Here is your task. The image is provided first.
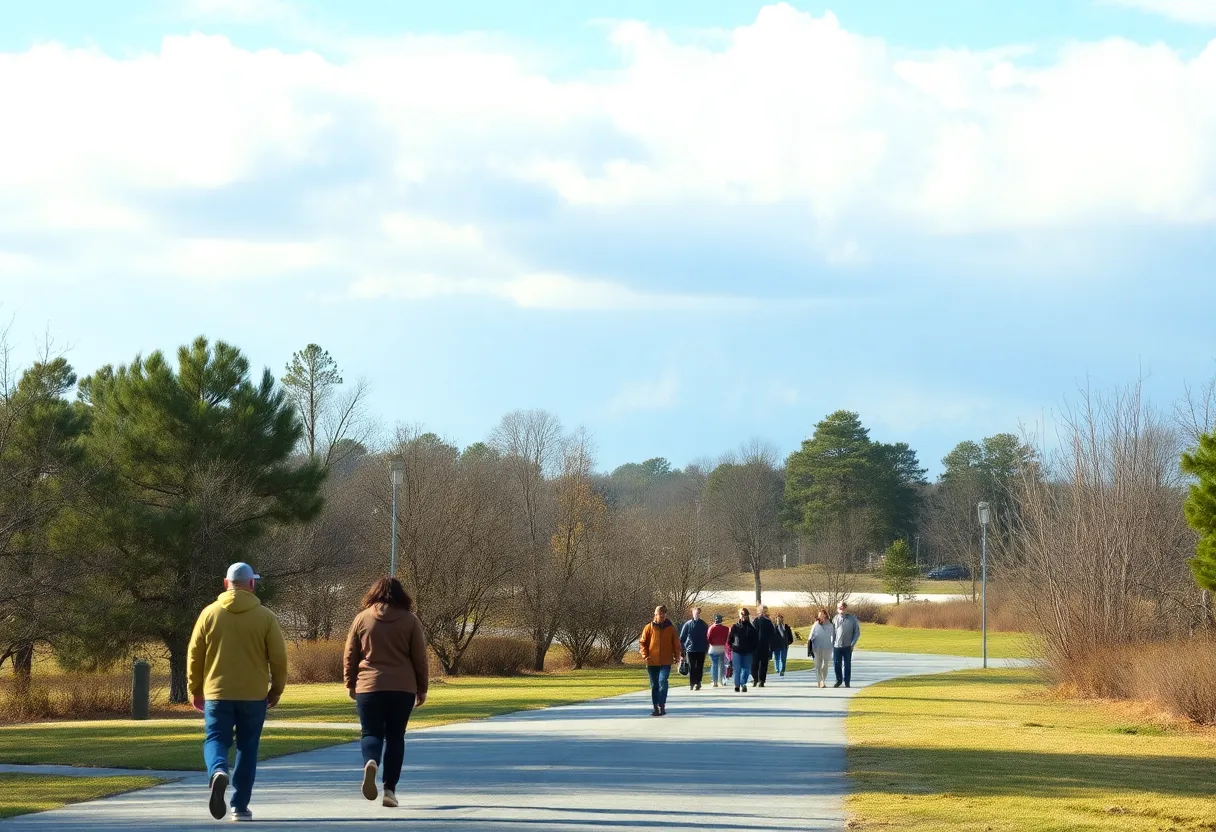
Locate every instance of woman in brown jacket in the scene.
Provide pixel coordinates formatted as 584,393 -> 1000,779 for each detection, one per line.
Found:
639,605 -> 682,717
343,577 -> 429,808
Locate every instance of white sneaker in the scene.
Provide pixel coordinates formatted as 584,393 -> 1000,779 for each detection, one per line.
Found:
383,789 -> 398,808
231,809 -> 253,822
361,760 -> 379,801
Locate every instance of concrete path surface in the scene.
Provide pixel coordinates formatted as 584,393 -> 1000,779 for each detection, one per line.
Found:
2,652 -> 1009,831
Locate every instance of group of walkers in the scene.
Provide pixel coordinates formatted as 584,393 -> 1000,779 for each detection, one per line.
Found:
187,563 -> 429,822
187,560 -> 864,821
639,601 -> 863,714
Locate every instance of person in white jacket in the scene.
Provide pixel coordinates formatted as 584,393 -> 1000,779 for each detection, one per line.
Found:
808,608 -> 835,688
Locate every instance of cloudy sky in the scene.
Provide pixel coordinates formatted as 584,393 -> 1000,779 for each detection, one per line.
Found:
2,0 -> 1215,475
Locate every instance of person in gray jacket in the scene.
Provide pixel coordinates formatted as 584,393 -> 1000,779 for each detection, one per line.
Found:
832,601 -> 861,688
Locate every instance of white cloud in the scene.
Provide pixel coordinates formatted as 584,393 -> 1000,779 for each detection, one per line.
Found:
349,273 -> 751,311
1100,0 -> 1216,25
608,368 -> 681,413
2,5 -> 1216,300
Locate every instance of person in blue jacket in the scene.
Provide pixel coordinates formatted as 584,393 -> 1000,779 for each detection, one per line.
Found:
679,606 -> 710,691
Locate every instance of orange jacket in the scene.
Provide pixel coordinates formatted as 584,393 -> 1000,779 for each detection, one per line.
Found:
639,619 -> 682,666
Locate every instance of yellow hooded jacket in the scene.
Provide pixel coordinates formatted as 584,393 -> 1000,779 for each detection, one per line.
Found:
188,589 -> 288,702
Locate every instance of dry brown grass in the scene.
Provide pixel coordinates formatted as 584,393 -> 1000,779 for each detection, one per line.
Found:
455,637 -> 534,677
1052,636 -> 1216,725
0,672 -> 173,724
287,639 -> 346,684
882,597 -> 1021,632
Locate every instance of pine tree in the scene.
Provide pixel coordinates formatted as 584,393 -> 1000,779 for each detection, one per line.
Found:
1183,431 -> 1216,591
881,539 -> 918,603
63,337 -> 326,702
282,344 -> 343,460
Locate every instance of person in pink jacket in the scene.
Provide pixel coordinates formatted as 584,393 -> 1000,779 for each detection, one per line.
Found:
706,613 -> 731,688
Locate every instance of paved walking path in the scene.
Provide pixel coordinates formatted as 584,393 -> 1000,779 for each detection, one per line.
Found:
2,652 -> 1014,831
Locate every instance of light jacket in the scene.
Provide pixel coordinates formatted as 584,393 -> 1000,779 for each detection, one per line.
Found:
639,618 -> 681,667
833,613 -> 861,648
344,604 -> 429,696
810,621 -> 836,652
188,589 -> 288,702
679,618 -> 710,653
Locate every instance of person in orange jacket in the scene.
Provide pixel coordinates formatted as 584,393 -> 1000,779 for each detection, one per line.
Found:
639,605 -> 682,716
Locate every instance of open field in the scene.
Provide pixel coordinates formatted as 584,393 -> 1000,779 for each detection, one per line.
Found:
847,668 -> 1216,831
851,624 -> 1034,658
710,564 -> 974,594
1,774 -> 168,819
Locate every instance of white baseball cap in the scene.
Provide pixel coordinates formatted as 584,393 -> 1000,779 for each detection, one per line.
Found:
226,562 -> 261,582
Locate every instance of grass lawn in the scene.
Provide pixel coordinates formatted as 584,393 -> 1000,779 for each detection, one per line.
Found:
711,565 -> 970,594
273,666 -> 650,724
1,773 -> 168,819
847,668 -> 1216,831
0,723 -> 357,770
0,667 -> 652,770
853,624 -> 1035,659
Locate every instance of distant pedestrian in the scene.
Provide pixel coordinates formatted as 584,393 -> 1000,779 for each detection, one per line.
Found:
640,605 -> 682,716
343,576 -> 429,809
706,613 -> 730,688
751,605 -> 777,687
772,613 -> 797,677
188,562 -> 288,823
809,608 -> 835,688
679,607 -> 710,691
728,608 -> 759,693
833,601 -> 862,689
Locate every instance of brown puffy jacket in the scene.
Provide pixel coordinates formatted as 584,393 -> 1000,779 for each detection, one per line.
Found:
343,604 -> 429,696
639,618 -> 682,667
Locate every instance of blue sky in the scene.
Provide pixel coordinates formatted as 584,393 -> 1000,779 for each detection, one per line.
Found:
2,0 -> 1215,475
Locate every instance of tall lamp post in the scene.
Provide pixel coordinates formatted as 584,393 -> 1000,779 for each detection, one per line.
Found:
389,459 -> 404,577
977,501 -> 990,669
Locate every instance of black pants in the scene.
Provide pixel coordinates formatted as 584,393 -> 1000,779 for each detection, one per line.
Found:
752,651 -> 771,685
355,691 -> 415,791
687,652 -> 706,688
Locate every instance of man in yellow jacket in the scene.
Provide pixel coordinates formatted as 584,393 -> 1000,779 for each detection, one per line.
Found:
188,562 -> 288,823
639,605 -> 682,717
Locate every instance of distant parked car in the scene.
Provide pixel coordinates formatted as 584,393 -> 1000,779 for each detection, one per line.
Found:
925,565 -> 970,580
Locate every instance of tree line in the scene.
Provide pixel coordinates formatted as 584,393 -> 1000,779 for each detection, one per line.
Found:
3,332 -> 1215,702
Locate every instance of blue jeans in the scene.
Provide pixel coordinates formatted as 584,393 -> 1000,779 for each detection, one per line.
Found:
647,664 -> 671,707
709,651 -> 726,685
732,653 -> 751,688
773,646 -> 789,674
834,646 -> 854,685
203,699 -> 267,812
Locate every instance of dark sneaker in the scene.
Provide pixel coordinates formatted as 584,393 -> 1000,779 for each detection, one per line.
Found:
208,771 -> 229,820
734,685 -> 740,692
231,808 -> 252,823
659,705 -> 667,716
362,760 -> 379,801
650,706 -> 660,716
845,682 -> 851,688
742,685 -> 748,693
834,681 -> 843,688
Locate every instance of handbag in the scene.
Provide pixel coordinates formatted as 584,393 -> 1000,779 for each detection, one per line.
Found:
678,657 -> 689,676
725,660 -> 733,679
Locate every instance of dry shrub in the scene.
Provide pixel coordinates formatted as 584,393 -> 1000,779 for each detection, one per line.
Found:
884,597 -> 1021,632
454,637 -> 533,677
1054,637 -> 1216,725
288,639 -> 345,684
847,601 -> 888,625
0,672 -> 165,723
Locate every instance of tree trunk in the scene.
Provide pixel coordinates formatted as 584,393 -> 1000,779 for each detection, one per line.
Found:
167,632 -> 190,704
13,642 -> 34,696
752,565 -> 762,606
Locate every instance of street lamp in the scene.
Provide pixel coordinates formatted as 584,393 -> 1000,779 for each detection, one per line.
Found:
977,501 -> 990,668
389,459 -> 404,577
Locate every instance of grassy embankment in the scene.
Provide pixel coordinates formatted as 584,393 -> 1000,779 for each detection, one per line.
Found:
848,668 -> 1216,831
0,774 -> 169,819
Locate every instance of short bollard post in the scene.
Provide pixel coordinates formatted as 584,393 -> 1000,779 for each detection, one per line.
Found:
132,660 -> 151,721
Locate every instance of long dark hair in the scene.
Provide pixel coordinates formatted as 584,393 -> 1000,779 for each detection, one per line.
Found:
361,576 -> 412,611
